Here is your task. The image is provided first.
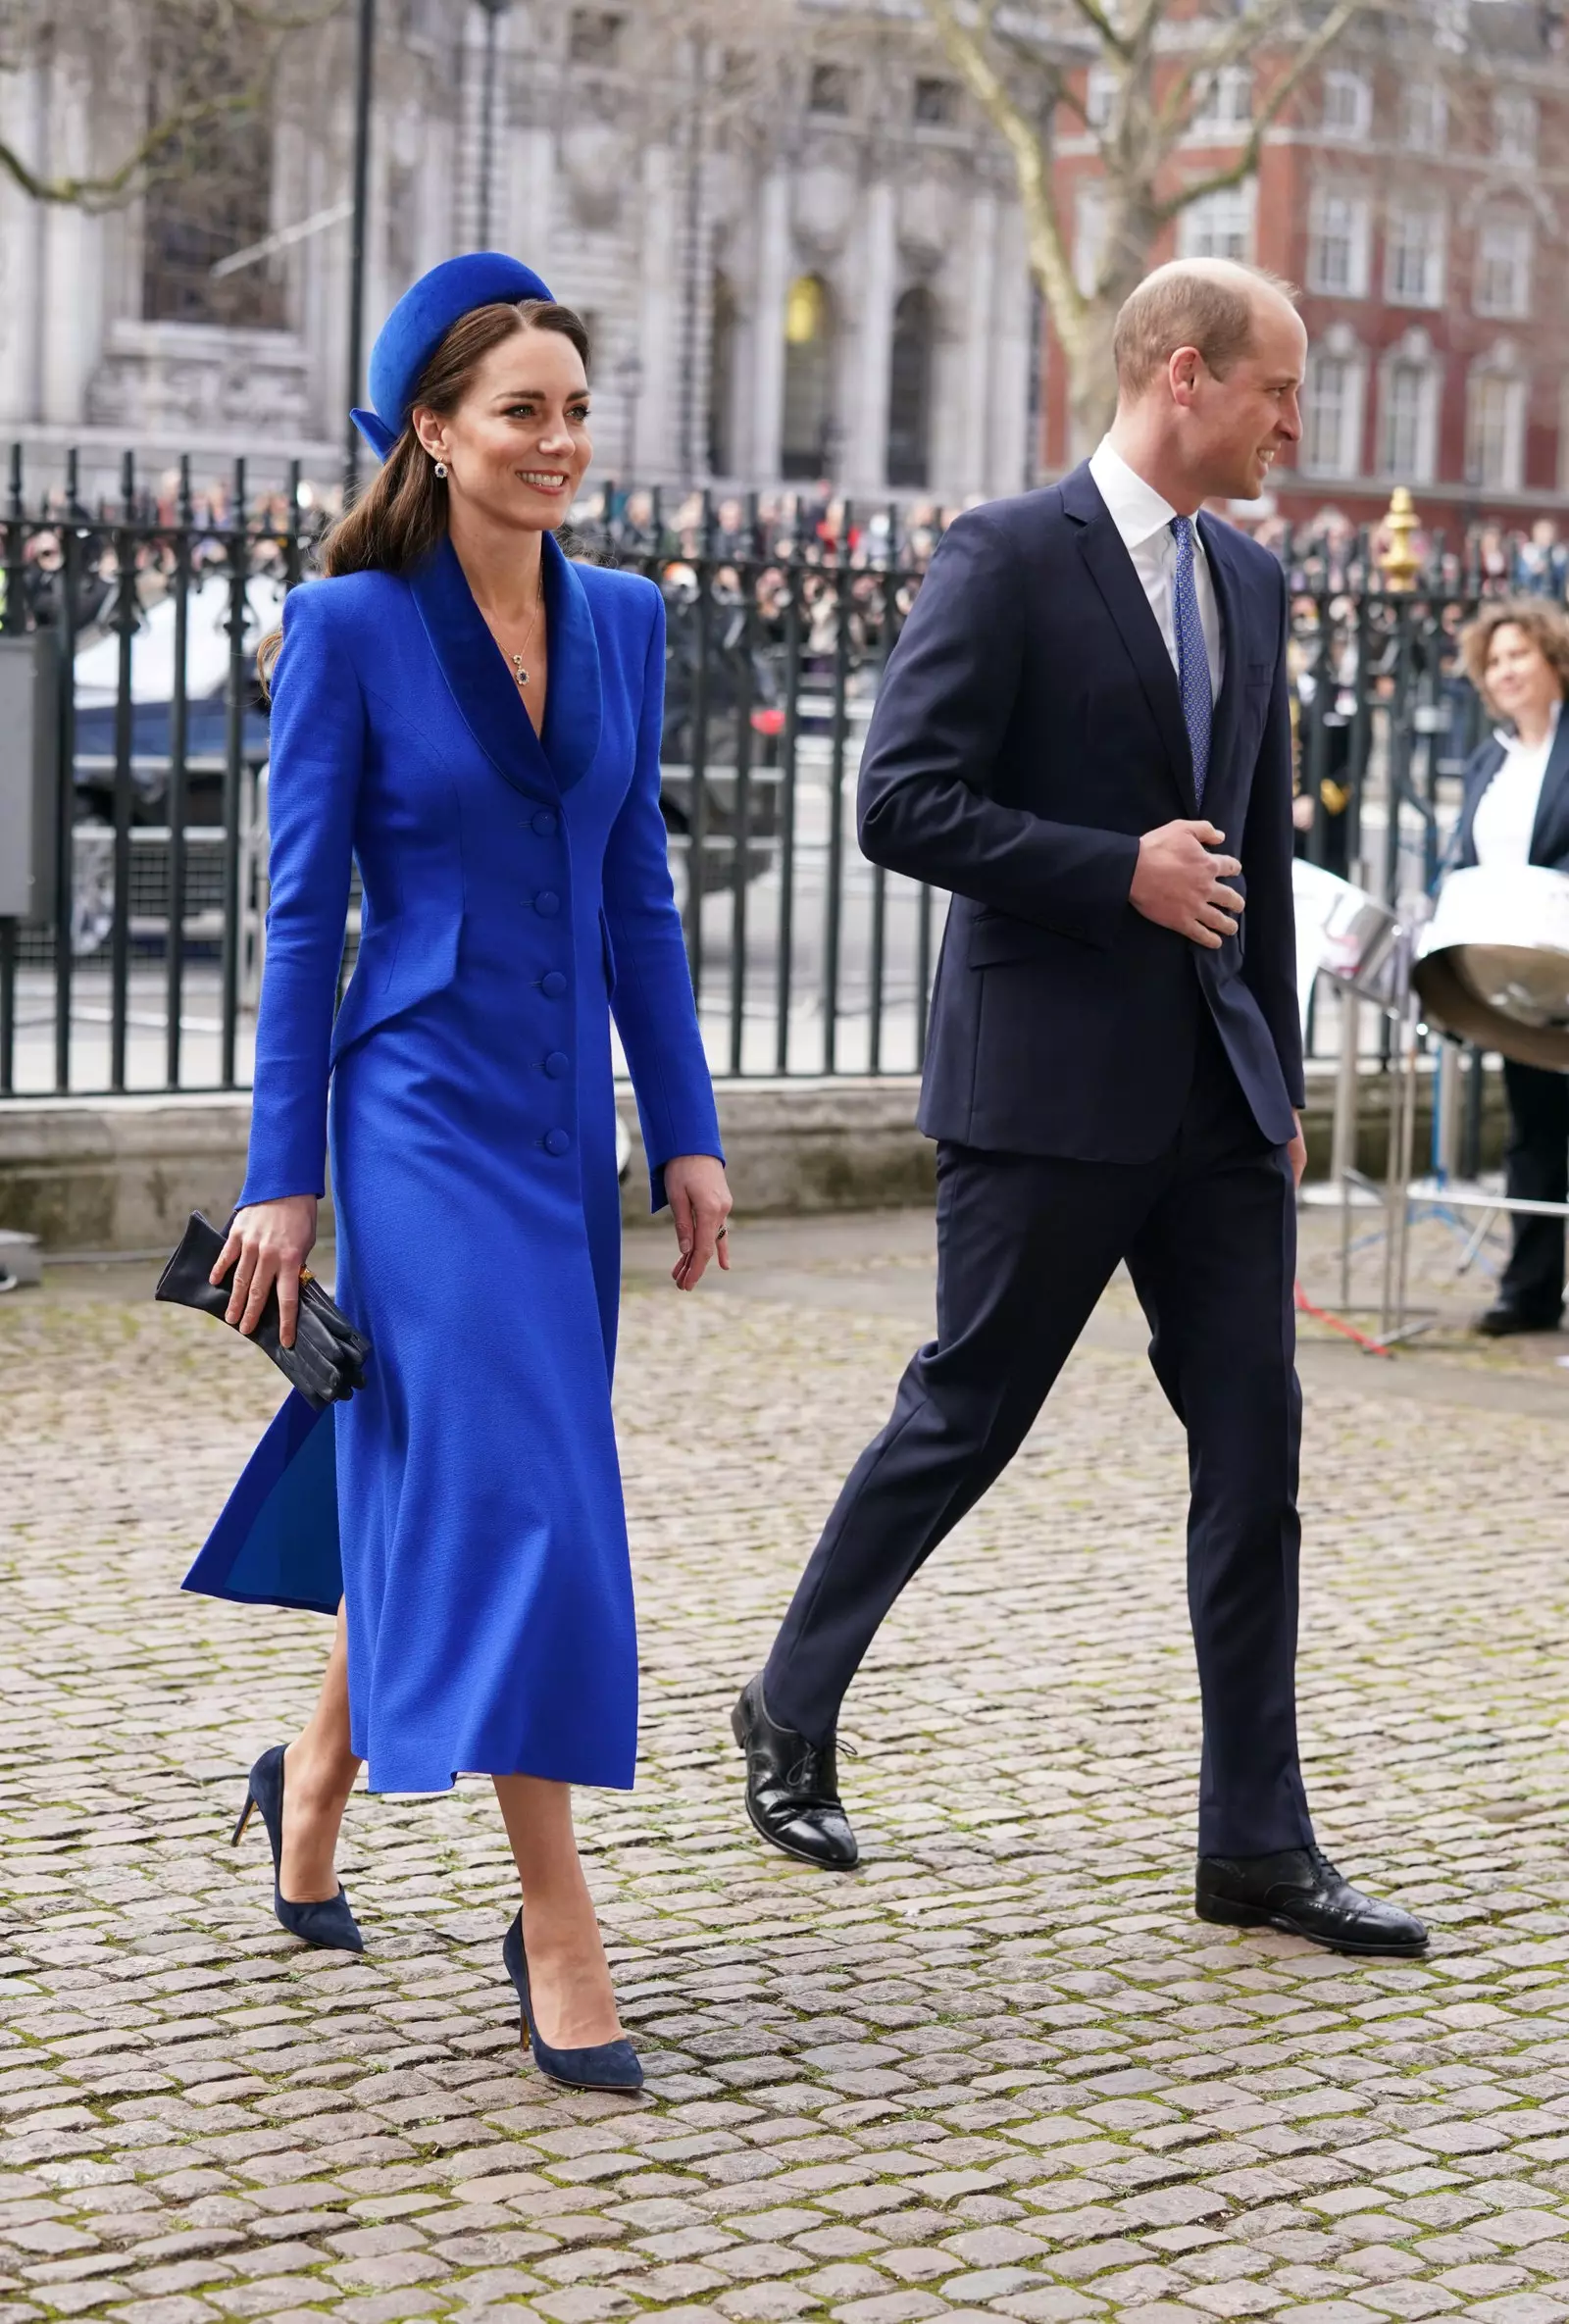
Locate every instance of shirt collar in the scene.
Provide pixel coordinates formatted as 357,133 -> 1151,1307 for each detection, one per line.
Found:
1493,699 -> 1562,758
1088,436 -> 1189,556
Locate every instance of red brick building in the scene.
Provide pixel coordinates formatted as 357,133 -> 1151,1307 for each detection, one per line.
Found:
1041,9 -> 1569,531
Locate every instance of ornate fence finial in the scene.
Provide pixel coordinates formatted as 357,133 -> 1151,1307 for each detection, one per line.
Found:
1380,484 -> 1421,592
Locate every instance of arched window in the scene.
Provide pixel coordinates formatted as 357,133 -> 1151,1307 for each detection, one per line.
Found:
886,287 -> 936,489
782,274 -> 836,480
708,272 -> 737,477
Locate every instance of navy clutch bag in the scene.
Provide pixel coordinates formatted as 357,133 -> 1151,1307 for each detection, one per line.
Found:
156,1210 -> 372,1412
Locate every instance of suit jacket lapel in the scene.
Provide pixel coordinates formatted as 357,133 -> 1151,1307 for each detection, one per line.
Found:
537,530 -> 603,794
1529,710 -> 1569,866
1061,464 -> 1196,816
407,530 -> 603,802
1196,513 -> 1240,809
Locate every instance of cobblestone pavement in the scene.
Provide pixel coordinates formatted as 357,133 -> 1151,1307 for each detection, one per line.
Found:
5,1212 -> 1569,2324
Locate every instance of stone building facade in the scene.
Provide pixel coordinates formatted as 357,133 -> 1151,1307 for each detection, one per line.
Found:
0,2 -> 1036,507
1044,3 -> 1569,529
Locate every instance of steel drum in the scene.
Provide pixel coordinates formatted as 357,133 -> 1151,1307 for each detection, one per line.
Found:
1291,859 -> 1402,1036
1413,864 -> 1569,1068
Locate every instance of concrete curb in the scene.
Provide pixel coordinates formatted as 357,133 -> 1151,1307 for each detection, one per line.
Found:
0,1063 -> 1509,1251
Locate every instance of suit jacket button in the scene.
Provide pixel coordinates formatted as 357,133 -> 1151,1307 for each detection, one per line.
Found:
532,809 -> 558,835
535,889 -> 561,917
540,969 -> 568,998
543,1127 -> 571,1156
543,1050 -> 570,1079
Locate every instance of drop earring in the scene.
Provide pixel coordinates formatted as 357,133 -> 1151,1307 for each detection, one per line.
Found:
433,459 -> 447,479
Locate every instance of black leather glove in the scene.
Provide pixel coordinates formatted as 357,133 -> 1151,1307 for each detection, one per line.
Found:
155,1211 -> 373,1413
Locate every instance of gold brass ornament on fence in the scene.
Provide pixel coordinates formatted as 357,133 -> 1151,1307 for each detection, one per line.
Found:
1379,485 -> 1421,592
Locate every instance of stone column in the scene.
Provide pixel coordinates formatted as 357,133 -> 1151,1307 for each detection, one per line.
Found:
845,173 -> 896,500
0,60 -> 46,421
749,168 -> 791,482
35,62 -> 101,430
960,189 -> 997,499
507,126 -> 556,278
635,142 -> 680,478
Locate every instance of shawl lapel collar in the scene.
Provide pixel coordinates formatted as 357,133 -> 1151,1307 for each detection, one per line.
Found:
1529,708 -> 1569,867
407,530 -> 602,802
1061,463 -> 1196,816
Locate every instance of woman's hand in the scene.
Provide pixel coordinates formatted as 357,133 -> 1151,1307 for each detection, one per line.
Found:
212,1195 -> 319,1346
665,1155 -> 732,1290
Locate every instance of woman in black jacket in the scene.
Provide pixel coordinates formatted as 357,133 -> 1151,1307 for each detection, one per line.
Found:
1453,599 -> 1569,1333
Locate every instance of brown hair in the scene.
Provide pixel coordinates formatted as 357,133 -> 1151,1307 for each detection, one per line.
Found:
259,297 -> 589,688
1459,596 -> 1569,712
1112,260 -> 1298,398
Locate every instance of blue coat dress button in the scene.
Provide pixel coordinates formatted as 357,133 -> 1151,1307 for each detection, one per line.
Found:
540,969 -> 568,998
535,889 -> 561,917
543,1050 -> 570,1079
532,810 -> 557,835
543,1127 -> 572,1156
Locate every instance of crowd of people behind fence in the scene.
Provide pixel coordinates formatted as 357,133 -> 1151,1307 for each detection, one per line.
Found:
10,463 -> 1569,597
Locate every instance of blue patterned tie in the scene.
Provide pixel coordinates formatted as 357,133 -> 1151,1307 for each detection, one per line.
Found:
1170,515 -> 1212,805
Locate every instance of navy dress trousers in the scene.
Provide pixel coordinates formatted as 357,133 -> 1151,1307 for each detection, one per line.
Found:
183,530 -> 722,1794
762,464 -> 1314,1859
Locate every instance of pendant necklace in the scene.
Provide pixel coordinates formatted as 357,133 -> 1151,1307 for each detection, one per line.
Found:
507,572 -> 546,693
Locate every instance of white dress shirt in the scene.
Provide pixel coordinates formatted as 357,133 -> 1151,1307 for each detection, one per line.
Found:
1088,436 -> 1224,698
1472,704 -> 1560,869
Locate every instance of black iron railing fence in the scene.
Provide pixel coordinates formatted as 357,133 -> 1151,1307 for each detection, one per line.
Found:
0,448 -> 1516,1101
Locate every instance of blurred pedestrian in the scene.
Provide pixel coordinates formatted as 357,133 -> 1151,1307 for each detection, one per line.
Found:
1452,598 -> 1569,1335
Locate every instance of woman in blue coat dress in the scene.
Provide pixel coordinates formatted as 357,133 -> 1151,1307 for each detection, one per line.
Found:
183,255 -> 731,2092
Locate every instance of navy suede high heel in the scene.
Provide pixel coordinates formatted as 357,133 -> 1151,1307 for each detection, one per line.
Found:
232,1744 -> 364,1952
502,1910 -> 642,2093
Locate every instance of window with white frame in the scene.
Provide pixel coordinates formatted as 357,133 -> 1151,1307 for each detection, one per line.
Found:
1307,189 -> 1371,296
1475,214 -> 1533,319
1177,183 -> 1256,263
1400,81 -> 1446,152
1380,357 -> 1440,482
1073,180 -> 1107,297
1493,90 -> 1538,162
1189,65 -> 1252,136
1085,64 -> 1119,130
1466,366 -> 1527,490
1322,69 -> 1372,139
1385,200 -> 1445,307
1301,347 -> 1365,479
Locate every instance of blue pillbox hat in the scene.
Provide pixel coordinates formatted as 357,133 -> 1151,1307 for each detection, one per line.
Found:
351,250 -> 554,460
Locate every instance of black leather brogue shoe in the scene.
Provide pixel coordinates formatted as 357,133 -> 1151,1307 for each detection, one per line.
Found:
1477,1300 -> 1561,1338
732,1674 -> 859,1870
1196,1846 -> 1428,1957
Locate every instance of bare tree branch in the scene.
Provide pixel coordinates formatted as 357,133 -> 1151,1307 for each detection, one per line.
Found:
1153,0 -> 1297,141
0,0 -> 343,209
0,85 -> 258,207
924,0 -> 1087,340
1152,0 -> 1365,224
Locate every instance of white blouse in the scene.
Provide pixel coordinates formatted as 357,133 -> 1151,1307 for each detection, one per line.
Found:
1472,704 -> 1560,870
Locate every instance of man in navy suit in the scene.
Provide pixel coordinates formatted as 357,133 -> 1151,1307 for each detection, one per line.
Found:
734,259 -> 1426,1956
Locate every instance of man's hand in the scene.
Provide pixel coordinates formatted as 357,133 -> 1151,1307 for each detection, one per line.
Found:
1287,1110 -> 1306,1189
1129,820 -> 1244,950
